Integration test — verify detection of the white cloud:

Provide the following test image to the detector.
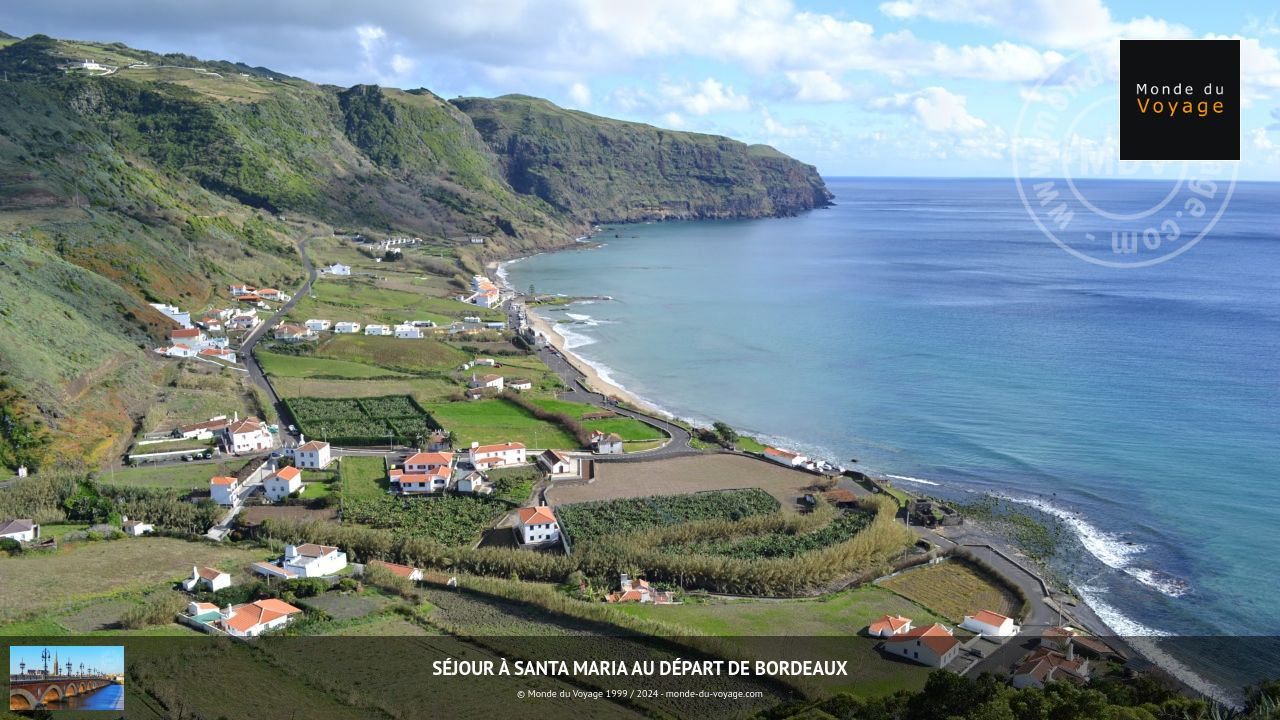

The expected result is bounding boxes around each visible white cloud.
[761,108,809,137]
[786,70,852,101]
[661,111,686,128]
[612,78,750,117]
[568,81,592,107]
[871,86,987,133]
[1251,127,1274,150]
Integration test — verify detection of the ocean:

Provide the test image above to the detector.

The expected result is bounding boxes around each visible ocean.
[504,177,1280,694]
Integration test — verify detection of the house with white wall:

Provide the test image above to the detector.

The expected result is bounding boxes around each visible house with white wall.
[469,373,504,390]
[253,543,347,579]
[367,559,423,582]
[882,624,961,668]
[224,416,272,454]
[210,476,241,506]
[304,319,331,332]
[334,321,361,334]
[122,516,154,536]
[394,324,423,339]
[468,441,526,469]
[0,519,39,543]
[182,566,232,593]
[324,263,351,276]
[516,505,559,545]
[292,440,332,469]
[218,598,303,637]
[364,324,392,336]
[537,449,573,474]
[264,466,303,501]
[764,447,808,467]
[961,610,1019,637]
[150,303,193,328]
[590,431,624,455]
[867,614,914,638]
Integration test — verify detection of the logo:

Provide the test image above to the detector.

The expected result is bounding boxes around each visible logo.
[1013,41,1240,268]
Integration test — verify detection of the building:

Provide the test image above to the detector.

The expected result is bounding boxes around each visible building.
[367,559,423,582]
[960,609,1018,637]
[364,324,393,336]
[229,283,257,297]
[455,470,490,494]
[182,566,232,593]
[394,324,423,339]
[589,431,624,455]
[170,327,206,348]
[0,519,39,543]
[273,323,314,342]
[121,516,154,536]
[465,275,502,307]
[392,470,451,493]
[218,598,304,638]
[264,466,303,501]
[473,358,497,367]
[224,416,272,454]
[210,476,241,506]
[1011,643,1090,689]
[325,263,351,276]
[764,446,808,467]
[254,543,348,579]
[537,449,572,474]
[150,302,192,328]
[158,345,198,359]
[507,378,533,391]
[304,319,331,332]
[292,440,332,469]
[606,573,676,604]
[469,373,504,390]
[257,288,289,302]
[468,441,526,469]
[334,321,361,334]
[882,623,961,668]
[867,614,914,638]
[404,451,453,474]
[516,505,559,545]
[199,347,238,364]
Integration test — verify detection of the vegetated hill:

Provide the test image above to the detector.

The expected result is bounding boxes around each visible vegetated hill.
[0,30,16,40]
[0,33,830,472]
[454,94,833,222]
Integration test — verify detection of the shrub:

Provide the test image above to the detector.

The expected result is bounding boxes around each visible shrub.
[121,593,186,629]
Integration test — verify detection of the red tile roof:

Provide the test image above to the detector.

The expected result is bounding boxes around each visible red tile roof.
[297,440,329,452]
[970,609,1012,627]
[885,623,959,655]
[222,598,301,633]
[210,476,237,486]
[517,506,557,526]
[472,442,525,454]
[868,614,912,635]
[368,559,418,578]
[197,567,226,581]
[404,451,452,467]
[273,466,301,482]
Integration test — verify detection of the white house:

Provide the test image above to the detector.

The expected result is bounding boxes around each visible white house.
[292,440,332,469]
[507,378,533,391]
[394,324,423,339]
[224,416,272,454]
[366,559,423,582]
[305,319,331,332]
[257,288,289,302]
[210,476,241,506]
[182,566,232,593]
[469,373,504,390]
[516,505,559,545]
[960,609,1019,637]
[392,470,451,493]
[334,321,361,334]
[606,574,675,604]
[219,598,303,638]
[468,441,526,469]
[0,519,39,543]
[158,345,198,359]
[764,446,808,467]
[455,470,490,494]
[404,451,453,474]
[537,449,573,474]
[254,543,347,579]
[882,623,962,668]
[121,516,154,536]
[170,327,206,348]
[325,263,352,276]
[590,431,624,455]
[150,302,192,328]
[473,358,497,367]
[364,324,392,336]
[1011,643,1091,689]
[867,614,914,638]
[264,466,303,501]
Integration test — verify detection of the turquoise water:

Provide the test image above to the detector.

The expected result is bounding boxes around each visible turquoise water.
[505,177,1280,691]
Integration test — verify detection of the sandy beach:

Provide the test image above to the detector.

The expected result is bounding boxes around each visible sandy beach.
[523,305,671,418]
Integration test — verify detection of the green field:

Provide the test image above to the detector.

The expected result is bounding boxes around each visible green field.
[286,395,438,445]
[258,351,409,379]
[530,398,665,441]
[879,559,1022,622]
[339,456,389,501]
[427,399,578,448]
[99,459,251,490]
[616,586,946,696]
[313,334,469,373]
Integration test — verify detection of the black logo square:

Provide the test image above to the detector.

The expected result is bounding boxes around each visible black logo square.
[1120,39,1240,161]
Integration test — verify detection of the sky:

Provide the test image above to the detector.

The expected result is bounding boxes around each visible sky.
[4,0,1280,179]
[9,645,124,675]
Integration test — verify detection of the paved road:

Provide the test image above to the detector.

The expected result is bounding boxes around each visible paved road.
[240,237,318,443]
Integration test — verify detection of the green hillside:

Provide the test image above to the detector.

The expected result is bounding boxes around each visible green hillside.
[0,32,830,471]
[454,94,833,222]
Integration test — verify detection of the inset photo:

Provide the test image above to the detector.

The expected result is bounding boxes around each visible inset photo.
[8,645,124,713]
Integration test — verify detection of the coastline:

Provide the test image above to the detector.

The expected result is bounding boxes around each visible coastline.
[491,245,1233,705]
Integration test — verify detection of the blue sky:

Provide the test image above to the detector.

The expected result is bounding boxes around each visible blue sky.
[9,645,124,675]
[4,0,1280,178]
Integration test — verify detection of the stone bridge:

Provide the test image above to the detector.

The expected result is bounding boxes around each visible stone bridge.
[9,676,117,710]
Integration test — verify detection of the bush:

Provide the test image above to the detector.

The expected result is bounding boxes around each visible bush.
[0,537,21,555]
[121,593,186,629]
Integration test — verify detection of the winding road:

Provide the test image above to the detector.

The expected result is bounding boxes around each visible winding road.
[239,237,317,443]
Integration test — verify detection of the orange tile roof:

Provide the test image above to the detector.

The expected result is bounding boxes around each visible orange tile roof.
[970,609,1012,627]
[472,441,525,454]
[210,476,237,485]
[868,614,912,635]
[518,506,557,525]
[222,598,302,633]
[293,543,337,557]
[368,559,418,578]
[273,466,301,482]
[885,623,959,655]
[404,451,452,467]
[765,447,799,459]
[197,567,226,580]
[297,440,328,451]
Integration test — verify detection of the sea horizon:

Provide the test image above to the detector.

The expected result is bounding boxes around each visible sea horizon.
[505,176,1280,697]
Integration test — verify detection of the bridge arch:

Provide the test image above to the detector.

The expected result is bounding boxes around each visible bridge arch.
[41,684,64,704]
[64,683,78,697]
[10,689,38,711]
